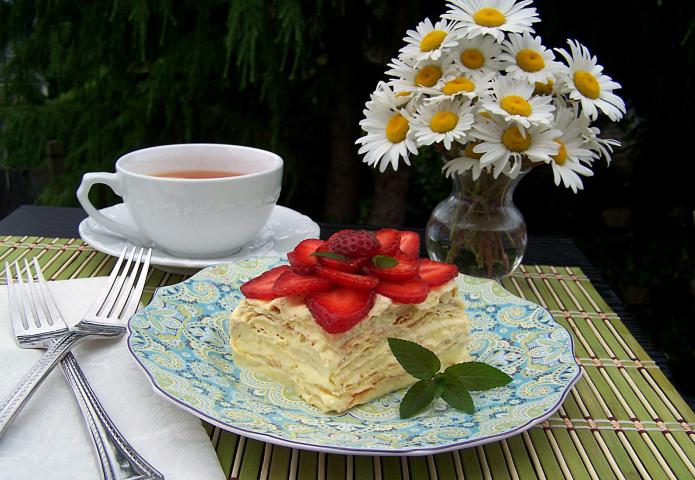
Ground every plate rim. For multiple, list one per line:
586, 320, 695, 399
79, 204, 320, 269
127, 259, 582, 456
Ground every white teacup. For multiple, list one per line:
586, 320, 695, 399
77, 144, 283, 258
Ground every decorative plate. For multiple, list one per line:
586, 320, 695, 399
127, 257, 581, 456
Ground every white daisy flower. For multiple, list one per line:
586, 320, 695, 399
410, 98, 475, 150
443, 139, 490, 180
499, 32, 564, 85
585, 126, 621, 165
549, 105, 595, 192
555, 39, 626, 122
422, 69, 495, 102
450, 35, 503, 75
367, 81, 413, 110
481, 76, 555, 129
356, 85, 419, 172
443, 0, 540, 43
399, 18, 461, 64
386, 56, 453, 93
472, 116, 561, 177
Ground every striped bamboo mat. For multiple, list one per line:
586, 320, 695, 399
1, 236, 694, 480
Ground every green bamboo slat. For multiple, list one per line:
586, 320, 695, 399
238, 438, 265, 479
326, 453, 346, 480
572, 428, 616, 480
269, 446, 293, 479
645, 430, 691, 479
433, 452, 456, 479
504, 436, 538, 480
353, 455, 374, 480
216, 430, 240, 478
457, 447, 483, 479
406, 455, 430, 479
481, 442, 512, 480
545, 428, 592, 480
526, 429, 564, 479
644, 368, 695, 424
622, 430, 670, 479
575, 278, 614, 314
298, 450, 319, 480
381, 456, 402, 479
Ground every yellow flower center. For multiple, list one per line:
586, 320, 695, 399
552, 140, 568, 165
386, 114, 409, 143
430, 111, 459, 133
415, 65, 443, 87
501, 127, 531, 152
473, 8, 506, 27
533, 79, 554, 95
573, 70, 600, 99
464, 141, 483, 160
516, 49, 545, 72
442, 77, 475, 95
460, 48, 485, 69
420, 30, 448, 52
395, 91, 411, 97
500, 95, 532, 116
479, 110, 492, 119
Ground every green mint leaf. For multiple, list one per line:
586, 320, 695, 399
310, 251, 348, 261
372, 255, 399, 268
443, 362, 512, 391
400, 379, 440, 419
388, 338, 441, 380
440, 376, 475, 414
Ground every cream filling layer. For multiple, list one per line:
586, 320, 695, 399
229, 280, 470, 413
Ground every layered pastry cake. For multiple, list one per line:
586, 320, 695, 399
229, 229, 470, 413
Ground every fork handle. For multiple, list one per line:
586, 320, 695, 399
0, 331, 86, 436
61, 353, 164, 480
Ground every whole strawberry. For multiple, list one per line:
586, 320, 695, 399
328, 230, 381, 259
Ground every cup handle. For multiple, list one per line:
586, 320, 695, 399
77, 172, 151, 245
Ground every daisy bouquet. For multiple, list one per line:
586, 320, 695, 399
356, 0, 625, 277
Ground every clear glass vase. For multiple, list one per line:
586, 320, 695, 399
425, 168, 528, 280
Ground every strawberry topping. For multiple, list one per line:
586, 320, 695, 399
368, 255, 419, 282
328, 230, 381, 259
287, 239, 326, 274
240, 265, 290, 300
306, 288, 376, 334
375, 276, 429, 304
418, 259, 459, 287
374, 229, 401, 256
315, 245, 366, 273
399, 231, 421, 258
273, 270, 333, 296
316, 266, 378, 290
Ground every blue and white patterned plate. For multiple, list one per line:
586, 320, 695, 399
127, 257, 581, 456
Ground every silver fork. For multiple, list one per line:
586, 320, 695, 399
0, 248, 151, 434
3, 254, 164, 480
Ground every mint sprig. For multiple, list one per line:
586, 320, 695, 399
310, 251, 349, 261
388, 338, 512, 419
372, 255, 399, 268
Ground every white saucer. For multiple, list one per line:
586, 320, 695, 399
79, 203, 320, 274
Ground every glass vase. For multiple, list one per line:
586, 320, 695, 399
425, 168, 528, 280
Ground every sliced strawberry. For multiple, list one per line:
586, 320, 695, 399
287, 239, 326, 274
328, 230, 381, 259
367, 255, 419, 282
314, 245, 365, 273
376, 276, 429, 304
240, 265, 290, 300
374, 229, 401, 256
399, 231, 421, 258
418, 259, 459, 287
273, 270, 333, 296
306, 288, 376, 334
315, 266, 379, 290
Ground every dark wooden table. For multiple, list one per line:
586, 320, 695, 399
1, 205, 692, 409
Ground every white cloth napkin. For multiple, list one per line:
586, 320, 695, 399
0, 277, 225, 480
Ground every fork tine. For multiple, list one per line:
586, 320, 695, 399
14, 261, 38, 329
110, 248, 145, 319
33, 257, 66, 327
85, 246, 129, 317
5, 262, 28, 332
98, 247, 137, 318
24, 258, 53, 327
120, 248, 152, 320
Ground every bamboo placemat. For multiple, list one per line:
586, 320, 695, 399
1, 236, 694, 480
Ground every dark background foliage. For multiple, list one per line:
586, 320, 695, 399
1, 0, 693, 395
